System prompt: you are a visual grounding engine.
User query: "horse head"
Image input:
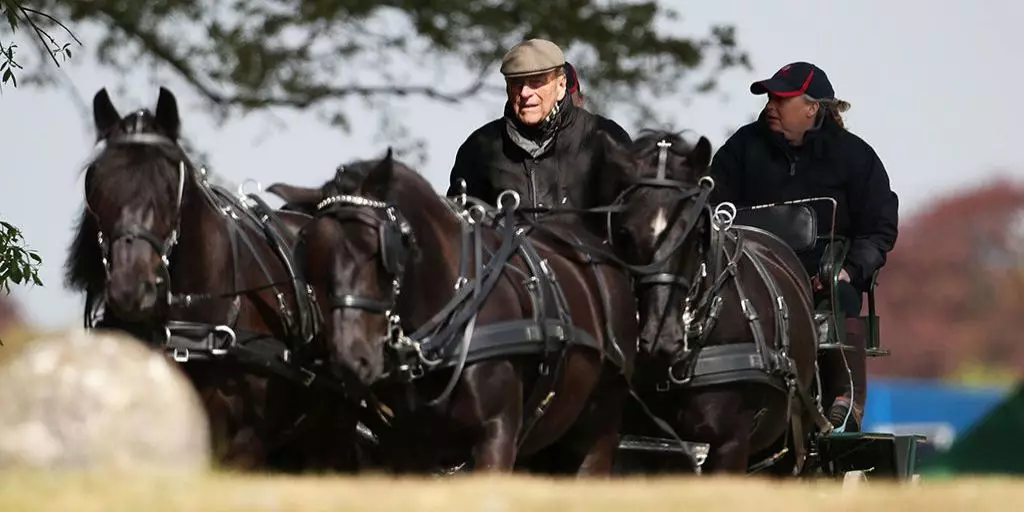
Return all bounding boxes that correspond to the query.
[267,151,417,386]
[70,87,192,324]
[601,129,715,362]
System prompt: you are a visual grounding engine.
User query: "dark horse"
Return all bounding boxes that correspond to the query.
[268,151,638,474]
[601,131,833,474]
[63,87,358,472]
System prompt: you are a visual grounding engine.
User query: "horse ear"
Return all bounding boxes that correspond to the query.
[92,88,121,140]
[155,87,181,139]
[266,183,324,213]
[690,136,713,174]
[360,148,395,200]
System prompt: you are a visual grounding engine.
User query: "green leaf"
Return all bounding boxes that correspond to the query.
[5,8,18,31]
[1,69,10,84]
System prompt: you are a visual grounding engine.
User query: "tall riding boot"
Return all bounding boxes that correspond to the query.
[824,318,868,432]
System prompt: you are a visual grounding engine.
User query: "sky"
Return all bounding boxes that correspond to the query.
[1,1,1023,330]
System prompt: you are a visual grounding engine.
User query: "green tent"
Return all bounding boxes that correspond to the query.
[921,381,1024,476]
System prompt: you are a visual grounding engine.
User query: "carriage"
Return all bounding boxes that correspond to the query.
[613,196,925,481]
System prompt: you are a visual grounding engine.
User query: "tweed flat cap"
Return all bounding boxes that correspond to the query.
[500,39,565,78]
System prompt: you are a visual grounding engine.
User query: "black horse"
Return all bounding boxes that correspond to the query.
[64,87,360,472]
[269,151,639,475]
[600,130,832,475]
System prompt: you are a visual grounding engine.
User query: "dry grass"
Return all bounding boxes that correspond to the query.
[0,471,1020,512]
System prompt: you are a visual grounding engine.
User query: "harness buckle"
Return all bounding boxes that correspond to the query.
[211,325,237,355]
[741,298,758,320]
[538,362,550,376]
[171,347,190,363]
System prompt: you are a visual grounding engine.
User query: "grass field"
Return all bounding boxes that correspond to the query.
[0,472,1020,512]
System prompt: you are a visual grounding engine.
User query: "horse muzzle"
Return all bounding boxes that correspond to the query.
[106,274,160,322]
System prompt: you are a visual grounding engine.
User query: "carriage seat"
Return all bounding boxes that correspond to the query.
[731,204,817,254]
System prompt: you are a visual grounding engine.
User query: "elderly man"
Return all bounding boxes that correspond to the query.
[446,39,631,221]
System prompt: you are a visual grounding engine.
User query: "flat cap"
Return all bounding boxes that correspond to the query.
[500,39,565,78]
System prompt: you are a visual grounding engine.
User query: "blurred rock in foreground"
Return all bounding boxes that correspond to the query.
[0,329,210,471]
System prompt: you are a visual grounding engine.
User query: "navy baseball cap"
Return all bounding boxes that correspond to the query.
[750,62,834,100]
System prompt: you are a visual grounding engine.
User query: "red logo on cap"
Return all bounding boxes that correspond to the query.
[778,65,792,77]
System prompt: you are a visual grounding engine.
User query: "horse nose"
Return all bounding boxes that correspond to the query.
[639,337,654,353]
[337,339,382,386]
[672,338,690,356]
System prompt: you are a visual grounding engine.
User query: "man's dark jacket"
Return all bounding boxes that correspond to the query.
[708,112,899,291]
[446,97,632,221]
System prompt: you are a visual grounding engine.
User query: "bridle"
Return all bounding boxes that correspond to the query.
[86,128,189,302]
[311,193,412,349]
[609,138,746,369]
[614,139,718,292]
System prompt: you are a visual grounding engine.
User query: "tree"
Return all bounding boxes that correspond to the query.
[870,179,1024,383]
[1,0,79,90]
[15,0,749,158]
[0,1,79,293]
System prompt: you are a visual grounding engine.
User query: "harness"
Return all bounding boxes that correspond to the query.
[507,137,837,473]
[83,130,338,393]
[308,188,624,469]
[315,193,611,376]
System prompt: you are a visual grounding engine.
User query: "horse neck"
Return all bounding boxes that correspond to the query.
[391,182,464,328]
[169,176,241,298]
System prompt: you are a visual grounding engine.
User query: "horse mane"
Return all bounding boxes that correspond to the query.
[64,112,192,294]
[341,153,458,228]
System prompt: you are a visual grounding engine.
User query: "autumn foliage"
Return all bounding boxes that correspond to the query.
[869,179,1024,382]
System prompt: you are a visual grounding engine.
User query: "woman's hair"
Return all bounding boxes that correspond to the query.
[804,94,851,129]
[564,62,585,107]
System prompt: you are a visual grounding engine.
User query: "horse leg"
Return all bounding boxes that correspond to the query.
[214,374,271,470]
[513,351,615,476]
[572,369,629,476]
[452,361,522,471]
[681,387,755,474]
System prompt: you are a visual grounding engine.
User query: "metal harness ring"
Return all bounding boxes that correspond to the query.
[712,202,737,231]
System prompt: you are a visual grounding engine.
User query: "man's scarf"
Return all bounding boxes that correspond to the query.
[504,94,573,158]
